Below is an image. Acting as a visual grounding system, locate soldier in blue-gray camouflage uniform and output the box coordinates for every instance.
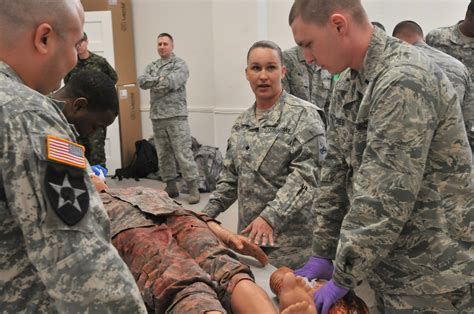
[0,1,146,312]
[282,45,333,116]
[290,0,473,313]
[138,33,200,204]
[203,40,327,269]
[425,2,474,151]
[394,20,474,154]
[426,1,474,83]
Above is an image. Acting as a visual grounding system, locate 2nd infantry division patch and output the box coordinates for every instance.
[45,135,89,225]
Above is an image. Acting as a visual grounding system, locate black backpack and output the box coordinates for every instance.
[113,139,158,181]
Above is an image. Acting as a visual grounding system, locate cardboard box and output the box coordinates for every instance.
[81,0,137,85]
[117,84,142,167]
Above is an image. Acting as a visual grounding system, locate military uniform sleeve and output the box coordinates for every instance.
[461,76,474,151]
[282,53,292,93]
[332,68,443,289]
[259,109,326,232]
[202,135,239,218]
[138,62,159,90]
[312,114,351,259]
[161,58,189,92]
[0,108,146,312]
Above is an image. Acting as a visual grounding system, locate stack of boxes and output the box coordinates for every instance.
[81,0,142,168]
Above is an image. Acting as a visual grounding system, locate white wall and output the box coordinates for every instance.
[133,0,469,153]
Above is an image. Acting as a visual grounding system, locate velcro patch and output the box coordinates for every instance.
[47,135,86,169]
[45,163,89,226]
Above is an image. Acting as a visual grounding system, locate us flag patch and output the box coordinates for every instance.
[47,135,86,169]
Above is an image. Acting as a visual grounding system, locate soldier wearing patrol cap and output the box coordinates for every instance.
[0,0,146,312]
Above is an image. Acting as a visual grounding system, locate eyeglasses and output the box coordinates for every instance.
[75,40,86,50]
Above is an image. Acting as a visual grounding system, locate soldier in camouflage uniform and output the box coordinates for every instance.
[0,0,146,312]
[426,1,474,83]
[290,0,473,313]
[53,69,118,141]
[91,183,276,314]
[64,32,119,168]
[393,20,474,153]
[282,45,333,116]
[138,33,200,204]
[426,2,474,152]
[203,41,327,269]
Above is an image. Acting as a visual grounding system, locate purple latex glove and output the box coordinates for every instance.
[293,256,334,280]
[314,279,349,314]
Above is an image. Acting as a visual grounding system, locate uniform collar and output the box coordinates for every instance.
[0,61,25,84]
[351,26,387,93]
[241,91,287,128]
[449,21,466,46]
[160,53,176,65]
[358,27,386,83]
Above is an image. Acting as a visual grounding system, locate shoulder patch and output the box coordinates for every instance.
[45,163,89,226]
[47,135,86,169]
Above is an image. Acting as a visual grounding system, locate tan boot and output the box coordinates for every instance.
[187,180,200,204]
[164,179,179,198]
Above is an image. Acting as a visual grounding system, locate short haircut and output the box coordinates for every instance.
[469,1,474,12]
[246,40,283,64]
[82,32,88,41]
[0,0,74,43]
[62,69,119,115]
[371,21,386,32]
[158,32,174,43]
[289,0,366,26]
[392,20,424,38]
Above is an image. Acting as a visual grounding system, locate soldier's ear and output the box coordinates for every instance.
[281,65,287,78]
[72,97,89,113]
[34,23,53,54]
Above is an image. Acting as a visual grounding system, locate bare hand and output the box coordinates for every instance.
[240,216,274,246]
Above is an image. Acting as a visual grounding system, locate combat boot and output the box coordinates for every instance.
[164,179,179,198]
[187,180,200,204]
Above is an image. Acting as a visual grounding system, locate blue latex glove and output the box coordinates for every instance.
[314,279,349,314]
[293,256,334,280]
[91,165,108,179]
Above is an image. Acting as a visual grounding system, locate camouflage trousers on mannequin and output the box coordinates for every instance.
[112,212,254,314]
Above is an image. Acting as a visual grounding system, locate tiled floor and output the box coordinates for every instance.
[105,176,377,312]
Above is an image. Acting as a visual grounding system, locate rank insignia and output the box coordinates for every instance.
[47,135,86,169]
[45,164,89,225]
